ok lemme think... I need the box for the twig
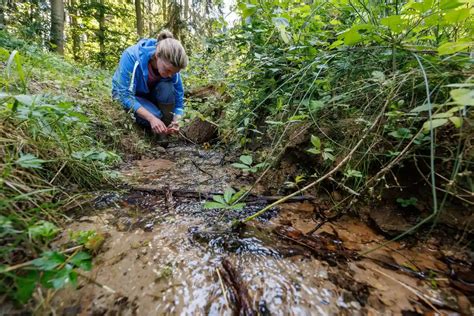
[216,268,230,308]
[76,271,116,294]
[191,160,213,177]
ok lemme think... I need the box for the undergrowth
[0,31,144,307]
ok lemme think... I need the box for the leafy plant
[307,135,335,161]
[231,155,268,173]
[396,197,418,208]
[203,187,247,210]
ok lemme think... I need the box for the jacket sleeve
[112,51,143,112]
[173,73,185,116]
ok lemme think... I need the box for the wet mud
[52,144,473,315]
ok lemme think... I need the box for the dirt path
[51,144,473,315]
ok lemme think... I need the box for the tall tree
[135,0,144,37]
[69,0,81,61]
[96,0,106,67]
[49,0,65,55]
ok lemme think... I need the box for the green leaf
[422,119,448,132]
[28,220,59,240]
[212,195,226,204]
[449,116,462,128]
[450,89,474,106]
[14,271,38,304]
[322,151,335,161]
[440,0,463,10]
[438,41,472,55]
[229,203,246,210]
[16,153,46,169]
[381,15,406,33]
[223,187,235,204]
[231,163,251,170]
[307,148,321,155]
[343,29,362,45]
[443,8,470,24]
[310,135,321,149]
[239,155,253,166]
[70,252,92,271]
[32,252,66,271]
[432,112,452,119]
[203,201,226,209]
[229,189,246,204]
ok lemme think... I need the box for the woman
[112,31,188,135]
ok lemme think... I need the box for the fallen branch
[129,186,316,203]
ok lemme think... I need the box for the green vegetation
[0,31,143,305]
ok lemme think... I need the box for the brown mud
[50,143,473,315]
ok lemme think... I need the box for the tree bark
[184,0,189,20]
[50,0,65,54]
[97,0,106,67]
[69,0,81,61]
[162,0,167,22]
[135,0,144,37]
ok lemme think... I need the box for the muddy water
[53,145,473,315]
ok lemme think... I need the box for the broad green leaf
[212,195,226,204]
[443,8,470,24]
[223,187,235,204]
[329,39,343,49]
[449,116,462,128]
[344,169,363,178]
[203,201,226,209]
[381,15,406,33]
[450,89,474,106]
[422,119,448,132]
[16,153,46,169]
[307,148,321,155]
[70,252,92,271]
[372,71,385,82]
[14,271,38,304]
[240,155,253,165]
[440,0,463,10]
[14,94,39,106]
[438,41,472,55]
[32,252,66,271]
[310,135,321,149]
[322,151,335,161]
[343,29,362,45]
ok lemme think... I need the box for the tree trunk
[50,0,65,55]
[147,0,153,35]
[184,0,189,20]
[69,0,81,61]
[97,0,106,67]
[162,0,167,22]
[135,0,143,37]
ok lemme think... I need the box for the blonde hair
[155,31,188,69]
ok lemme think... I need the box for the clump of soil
[182,118,217,144]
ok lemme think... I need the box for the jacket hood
[131,38,157,79]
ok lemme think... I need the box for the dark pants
[134,79,176,128]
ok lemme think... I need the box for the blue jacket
[111,38,185,116]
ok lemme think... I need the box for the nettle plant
[231,155,268,173]
[203,187,247,211]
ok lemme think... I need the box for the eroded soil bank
[51,144,473,315]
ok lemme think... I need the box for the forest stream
[50,143,473,316]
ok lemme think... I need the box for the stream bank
[47,143,473,315]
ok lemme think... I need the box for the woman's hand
[167,120,180,134]
[149,117,167,134]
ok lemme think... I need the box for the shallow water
[52,144,473,315]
